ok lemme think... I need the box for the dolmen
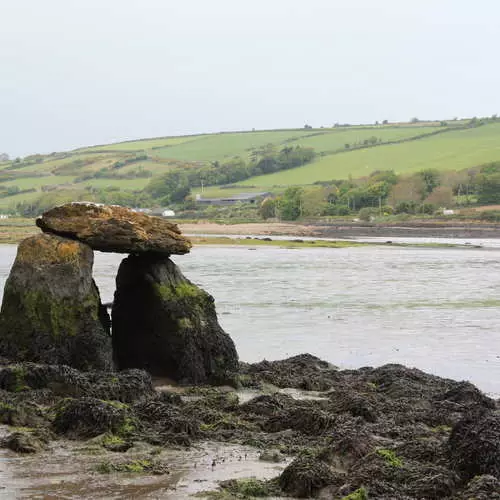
[0,203,238,384]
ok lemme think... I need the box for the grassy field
[239,122,500,187]
[1,120,499,211]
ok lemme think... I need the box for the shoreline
[0,355,497,498]
[2,218,500,246]
[180,220,500,240]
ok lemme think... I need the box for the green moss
[430,425,452,433]
[95,459,154,473]
[197,478,271,499]
[11,426,35,433]
[102,400,129,410]
[341,487,369,500]
[11,289,99,340]
[102,434,125,448]
[155,281,203,301]
[177,317,193,329]
[116,416,137,437]
[0,402,15,411]
[11,365,29,392]
[376,448,403,468]
[199,414,255,433]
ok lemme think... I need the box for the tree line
[258,161,500,220]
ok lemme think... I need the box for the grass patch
[239,122,500,186]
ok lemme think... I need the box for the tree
[424,186,453,207]
[417,169,441,198]
[259,198,276,219]
[301,187,327,216]
[477,173,500,204]
[278,187,303,221]
[389,177,425,205]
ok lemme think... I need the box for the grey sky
[1,0,499,157]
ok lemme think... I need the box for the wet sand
[0,431,291,499]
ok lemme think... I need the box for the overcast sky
[1,0,499,157]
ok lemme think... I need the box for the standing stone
[112,254,238,385]
[36,202,191,255]
[0,234,112,370]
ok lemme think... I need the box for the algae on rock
[0,234,112,370]
[112,254,238,385]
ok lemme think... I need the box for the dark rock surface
[0,234,112,370]
[0,354,497,498]
[36,202,191,255]
[112,254,238,385]
[449,410,500,481]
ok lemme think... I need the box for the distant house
[151,207,176,217]
[131,208,152,214]
[195,192,271,206]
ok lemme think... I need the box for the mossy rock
[112,254,238,385]
[0,234,112,370]
[52,397,137,439]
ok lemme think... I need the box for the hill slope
[0,120,499,210]
[239,122,500,187]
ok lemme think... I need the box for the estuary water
[0,243,499,396]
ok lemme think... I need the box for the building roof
[197,192,271,202]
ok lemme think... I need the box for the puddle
[152,376,328,405]
[0,435,291,499]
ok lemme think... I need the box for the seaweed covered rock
[112,254,238,385]
[36,202,191,255]
[2,429,48,453]
[279,452,340,498]
[52,397,135,439]
[343,449,458,499]
[240,354,339,390]
[0,363,154,403]
[449,411,500,480]
[0,234,112,370]
[457,475,500,499]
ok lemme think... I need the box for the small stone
[4,431,46,453]
[36,203,191,255]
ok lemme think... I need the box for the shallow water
[0,243,499,396]
[0,430,290,499]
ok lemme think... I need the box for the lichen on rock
[112,254,239,385]
[36,202,191,255]
[0,234,113,370]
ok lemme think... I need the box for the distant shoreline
[1,218,500,246]
[180,220,500,240]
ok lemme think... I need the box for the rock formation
[0,233,112,370]
[112,254,239,384]
[36,202,191,255]
[0,202,237,384]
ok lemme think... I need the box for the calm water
[0,244,499,396]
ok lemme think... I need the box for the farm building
[195,192,271,206]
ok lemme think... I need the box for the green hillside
[1,119,499,213]
[239,122,500,187]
